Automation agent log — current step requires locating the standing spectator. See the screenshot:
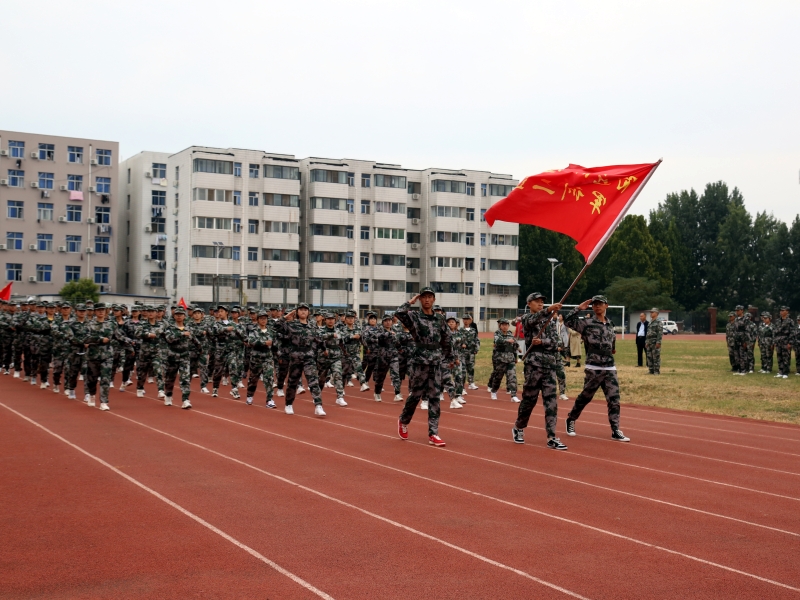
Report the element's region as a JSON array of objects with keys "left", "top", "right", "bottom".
[
  {"left": 635, "top": 313, "right": 648, "bottom": 367},
  {"left": 568, "top": 320, "right": 582, "bottom": 368},
  {"left": 645, "top": 308, "right": 663, "bottom": 375}
]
